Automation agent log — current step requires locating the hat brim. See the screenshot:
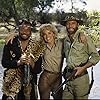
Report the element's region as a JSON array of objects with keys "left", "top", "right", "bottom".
[{"left": 61, "top": 19, "right": 83, "bottom": 26}]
